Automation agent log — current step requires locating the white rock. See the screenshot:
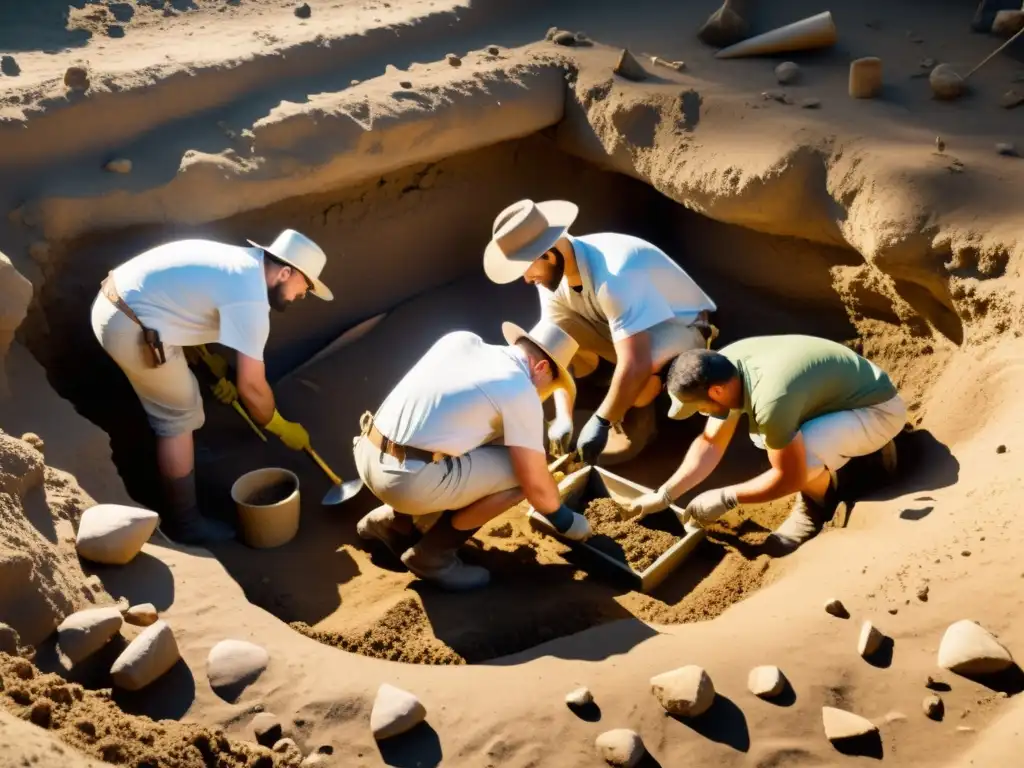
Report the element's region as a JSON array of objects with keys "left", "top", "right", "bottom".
[
  {"left": 56, "top": 607, "right": 123, "bottom": 664},
  {"left": 124, "top": 603, "right": 158, "bottom": 627},
  {"left": 859, "top": 621, "right": 884, "bottom": 657},
  {"left": 824, "top": 598, "right": 849, "bottom": 618},
  {"left": 110, "top": 620, "right": 180, "bottom": 691},
  {"left": 104, "top": 158, "right": 132, "bottom": 174},
  {"left": 76, "top": 504, "right": 159, "bottom": 565},
  {"left": 207, "top": 639, "right": 270, "bottom": 692},
  {"left": 822, "top": 706, "right": 878, "bottom": 741},
  {"left": 370, "top": 683, "right": 426, "bottom": 740},
  {"left": 923, "top": 694, "right": 943, "bottom": 720},
  {"left": 565, "top": 686, "right": 594, "bottom": 707},
  {"left": 775, "top": 61, "right": 800, "bottom": 84},
  {"left": 650, "top": 665, "right": 715, "bottom": 717},
  {"left": 747, "top": 665, "right": 786, "bottom": 698},
  {"left": 595, "top": 729, "right": 645, "bottom": 767},
  {"left": 938, "top": 620, "right": 1014, "bottom": 676}
]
